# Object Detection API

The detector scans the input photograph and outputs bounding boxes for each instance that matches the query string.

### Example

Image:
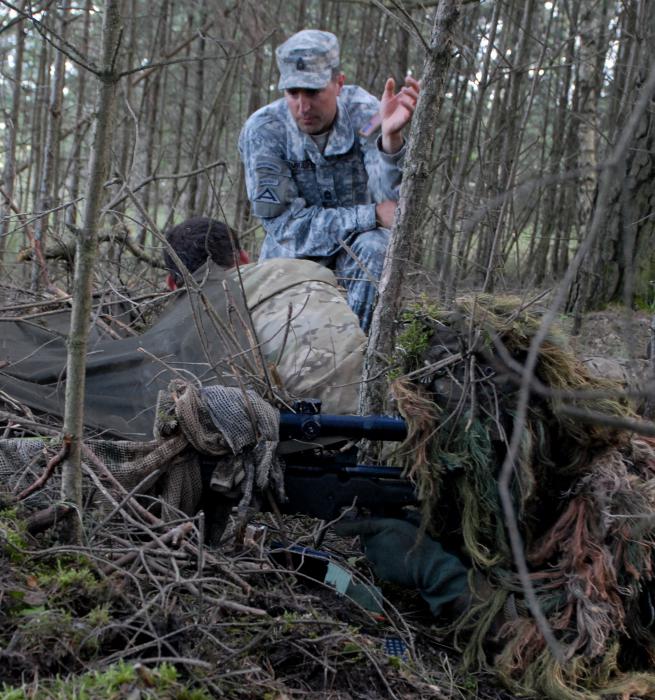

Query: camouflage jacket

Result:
[236,258,365,413]
[238,85,405,260]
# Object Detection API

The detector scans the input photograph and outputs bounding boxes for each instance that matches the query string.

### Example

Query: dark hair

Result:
[163,217,241,286]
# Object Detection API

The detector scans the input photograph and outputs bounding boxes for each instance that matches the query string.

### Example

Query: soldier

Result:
[163,217,367,415]
[239,29,419,332]
[0,218,366,437]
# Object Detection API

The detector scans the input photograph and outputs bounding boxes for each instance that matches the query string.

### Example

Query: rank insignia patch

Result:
[256,187,281,204]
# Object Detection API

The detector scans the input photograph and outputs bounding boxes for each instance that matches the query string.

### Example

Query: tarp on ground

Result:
[0,264,260,440]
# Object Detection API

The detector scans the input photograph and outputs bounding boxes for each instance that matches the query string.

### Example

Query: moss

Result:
[390,300,440,378]
[37,561,98,594]
[0,661,212,700]
[0,507,30,563]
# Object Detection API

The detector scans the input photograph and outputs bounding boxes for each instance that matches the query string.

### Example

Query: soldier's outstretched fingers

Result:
[404,75,421,91]
[400,85,419,102]
[398,89,418,112]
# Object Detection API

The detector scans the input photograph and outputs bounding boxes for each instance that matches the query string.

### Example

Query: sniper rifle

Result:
[277,400,416,520]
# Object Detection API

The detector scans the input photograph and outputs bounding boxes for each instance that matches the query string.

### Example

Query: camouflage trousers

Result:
[334,228,390,333]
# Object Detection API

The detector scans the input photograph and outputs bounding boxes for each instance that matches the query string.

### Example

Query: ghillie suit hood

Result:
[392,295,655,700]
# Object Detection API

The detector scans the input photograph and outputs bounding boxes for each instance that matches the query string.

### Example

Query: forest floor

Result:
[570,305,651,363]
[0,303,652,699]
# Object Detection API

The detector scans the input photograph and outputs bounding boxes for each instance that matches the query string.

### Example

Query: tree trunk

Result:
[567,0,655,318]
[481,0,537,293]
[61,0,123,537]
[574,0,605,244]
[0,4,26,266]
[235,43,264,237]
[66,0,92,228]
[359,0,461,429]
[186,0,207,218]
[445,0,500,298]
[28,39,49,236]
[532,4,575,285]
[167,11,193,226]
[394,22,410,87]
[137,2,168,244]
[31,7,68,289]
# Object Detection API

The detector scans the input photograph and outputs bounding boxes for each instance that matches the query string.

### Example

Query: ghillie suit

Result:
[392,295,655,700]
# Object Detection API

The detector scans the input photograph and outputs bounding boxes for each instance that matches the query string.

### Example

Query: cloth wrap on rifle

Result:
[0,382,283,520]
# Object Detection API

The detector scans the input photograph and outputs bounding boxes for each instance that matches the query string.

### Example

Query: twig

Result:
[17,438,70,501]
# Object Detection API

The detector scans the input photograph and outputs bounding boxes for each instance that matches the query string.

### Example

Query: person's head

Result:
[276,29,344,135]
[163,217,249,290]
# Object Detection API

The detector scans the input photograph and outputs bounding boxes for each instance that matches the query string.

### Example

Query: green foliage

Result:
[390,299,441,378]
[85,604,111,628]
[387,655,402,670]
[0,507,29,563]
[0,662,212,700]
[37,561,98,595]
[340,640,364,663]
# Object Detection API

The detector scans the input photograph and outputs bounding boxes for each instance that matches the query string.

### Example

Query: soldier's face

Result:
[285,74,345,134]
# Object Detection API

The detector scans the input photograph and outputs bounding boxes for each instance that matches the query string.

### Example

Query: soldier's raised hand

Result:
[380,76,420,154]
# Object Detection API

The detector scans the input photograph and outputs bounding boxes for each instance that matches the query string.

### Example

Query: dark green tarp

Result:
[0,266,258,440]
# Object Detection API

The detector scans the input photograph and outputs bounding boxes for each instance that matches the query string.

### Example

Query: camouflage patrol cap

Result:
[276,30,340,90]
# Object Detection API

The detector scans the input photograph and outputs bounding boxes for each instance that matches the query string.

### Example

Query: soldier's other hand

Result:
[375,200,397,228]
[333,517,468,616]
[380,75,420,153]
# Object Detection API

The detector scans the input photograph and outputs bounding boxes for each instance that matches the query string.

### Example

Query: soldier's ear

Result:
[336,73,345,91]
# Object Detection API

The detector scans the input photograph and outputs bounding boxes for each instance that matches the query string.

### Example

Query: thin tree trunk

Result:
[31,6,68,289]
[445,0,500,298]
[61,0,123,536]
[359,0,461,427]
[481,0,537,293]
[0,4,26,266]
[152,0,170,225]
[66,0,92,228]
[296,0,307,31]
[532,6,574,284]
[187,0,207,218]
[395,22,410,87]
[115,0,137,218]
[235,45,264,236]
[167,11,193,228]
[29,39,49,231]
[574,0,604,243]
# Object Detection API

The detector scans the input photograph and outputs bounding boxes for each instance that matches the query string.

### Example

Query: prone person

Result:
[162,221,471,613]
[239,30,419,332]
[0,217,367,437]
[161,216,367,415]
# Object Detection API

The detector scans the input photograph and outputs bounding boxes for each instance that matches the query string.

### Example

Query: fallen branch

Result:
[25,503,73,534]
[17,438,70,501]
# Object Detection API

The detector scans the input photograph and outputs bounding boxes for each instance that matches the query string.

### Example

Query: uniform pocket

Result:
[288,160,321,206]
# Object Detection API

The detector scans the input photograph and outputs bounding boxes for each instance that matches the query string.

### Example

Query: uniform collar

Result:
[283,94,354,161]
[324,96,354,156]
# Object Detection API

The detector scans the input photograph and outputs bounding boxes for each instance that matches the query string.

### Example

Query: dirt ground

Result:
[566,307,653,396]
[570,307,651,360]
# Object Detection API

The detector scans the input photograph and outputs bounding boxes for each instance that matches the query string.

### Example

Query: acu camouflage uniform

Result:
[238,258,365,414]
[238,30,405,332]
